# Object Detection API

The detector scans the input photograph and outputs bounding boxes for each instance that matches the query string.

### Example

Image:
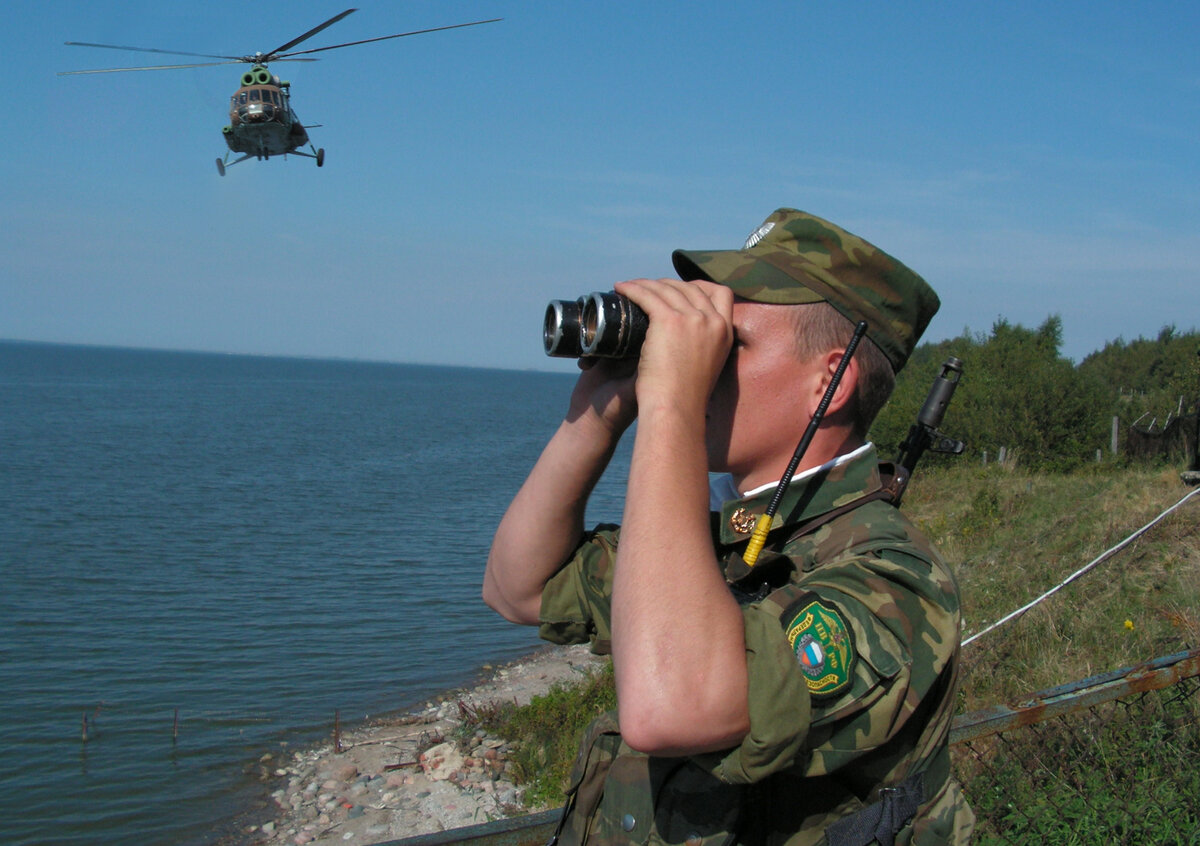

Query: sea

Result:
[0,340,632,846]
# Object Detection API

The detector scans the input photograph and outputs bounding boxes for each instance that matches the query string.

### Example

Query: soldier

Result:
[483,209,974,845]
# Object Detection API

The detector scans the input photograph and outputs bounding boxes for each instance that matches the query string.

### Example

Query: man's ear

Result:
[818,348,860,417]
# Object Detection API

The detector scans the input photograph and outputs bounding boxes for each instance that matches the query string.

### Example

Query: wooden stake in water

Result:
[81,713,89,743]
[172,708,179,743]
[334,709,343,753]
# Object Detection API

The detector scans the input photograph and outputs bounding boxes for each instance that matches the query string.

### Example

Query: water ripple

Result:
[0,344,629,845]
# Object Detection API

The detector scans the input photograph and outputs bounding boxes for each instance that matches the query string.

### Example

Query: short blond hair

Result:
[791,302,895,437]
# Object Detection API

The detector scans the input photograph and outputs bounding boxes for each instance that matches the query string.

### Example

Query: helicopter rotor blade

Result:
[64,41,240,61]
[59,60,244,75]
[61,11,497,76]
[274,18,501,59]
[260,8,358,61]
[58,58,318,76]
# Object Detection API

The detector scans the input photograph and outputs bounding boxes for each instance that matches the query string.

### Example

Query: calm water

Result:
[0,341,630,846]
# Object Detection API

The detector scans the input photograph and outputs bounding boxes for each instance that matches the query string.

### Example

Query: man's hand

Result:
[613,278,734,421]
[565,354,639,440]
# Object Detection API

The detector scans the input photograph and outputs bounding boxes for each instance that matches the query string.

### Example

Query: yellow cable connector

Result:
[742,513,775,569]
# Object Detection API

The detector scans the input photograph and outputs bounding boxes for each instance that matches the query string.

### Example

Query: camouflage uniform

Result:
[528,209,972,844]
[539,445,973,845]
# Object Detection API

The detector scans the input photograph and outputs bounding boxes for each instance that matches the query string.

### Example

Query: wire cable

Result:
[962,484,1200,646]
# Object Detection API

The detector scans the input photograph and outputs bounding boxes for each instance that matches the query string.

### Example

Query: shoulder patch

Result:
[781,593,855,698]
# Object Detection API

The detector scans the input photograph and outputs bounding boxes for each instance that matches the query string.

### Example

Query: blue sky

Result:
[3,1,1197,371]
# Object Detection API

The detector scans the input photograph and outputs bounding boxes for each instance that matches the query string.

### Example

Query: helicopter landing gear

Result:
[292,145,325,167]
[216,153,252,176]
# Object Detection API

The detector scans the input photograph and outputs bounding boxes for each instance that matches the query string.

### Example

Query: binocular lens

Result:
[543,292,648,359]
[544,299,584,358]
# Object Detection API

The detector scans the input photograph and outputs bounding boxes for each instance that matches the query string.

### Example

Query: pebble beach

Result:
[232,644,608,846]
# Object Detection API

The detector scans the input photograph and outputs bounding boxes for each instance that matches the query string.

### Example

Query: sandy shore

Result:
[233,644,608,846]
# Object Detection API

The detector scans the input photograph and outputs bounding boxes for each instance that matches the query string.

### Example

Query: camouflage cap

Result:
[671,208,939,372]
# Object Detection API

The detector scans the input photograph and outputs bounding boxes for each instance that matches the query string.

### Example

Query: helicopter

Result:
[60,9,500,176]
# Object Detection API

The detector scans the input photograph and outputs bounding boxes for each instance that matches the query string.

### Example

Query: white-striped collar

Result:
[708,443,874,511]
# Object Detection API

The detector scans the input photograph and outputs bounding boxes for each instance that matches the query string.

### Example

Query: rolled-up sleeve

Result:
[538,525,619,654]
[709,601,814,783]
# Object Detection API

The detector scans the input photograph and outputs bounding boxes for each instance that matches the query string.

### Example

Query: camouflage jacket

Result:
[538,445,974,845]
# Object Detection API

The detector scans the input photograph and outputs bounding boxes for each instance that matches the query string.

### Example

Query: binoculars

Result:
[544,292,649,358]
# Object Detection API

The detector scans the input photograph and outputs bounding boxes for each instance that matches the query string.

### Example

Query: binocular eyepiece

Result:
[544,292,649,358]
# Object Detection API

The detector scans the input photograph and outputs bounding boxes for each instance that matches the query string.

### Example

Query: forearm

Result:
[612,403,750,755]
[483,413,621,624]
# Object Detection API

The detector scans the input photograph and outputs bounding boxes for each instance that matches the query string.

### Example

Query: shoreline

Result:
[231,644,608,846]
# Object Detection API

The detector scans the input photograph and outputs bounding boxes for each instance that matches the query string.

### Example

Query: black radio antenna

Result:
[741,321,869,567]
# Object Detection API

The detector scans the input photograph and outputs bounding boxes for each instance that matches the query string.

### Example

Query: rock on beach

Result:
[236,644,606,846]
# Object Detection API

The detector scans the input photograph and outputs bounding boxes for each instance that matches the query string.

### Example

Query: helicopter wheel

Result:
[216,158,226,177]
[316,148,325,168]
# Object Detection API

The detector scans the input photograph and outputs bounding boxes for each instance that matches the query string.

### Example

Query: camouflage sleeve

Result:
[706,601,813,784]
[709,542,959,783]
[767,545,959,777]
[537,524,620,654]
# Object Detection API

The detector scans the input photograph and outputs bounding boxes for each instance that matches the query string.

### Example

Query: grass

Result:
[960,682,1200,843]
[902,462,1200,706]
[463,660,616,808]
[458,463,1200,833]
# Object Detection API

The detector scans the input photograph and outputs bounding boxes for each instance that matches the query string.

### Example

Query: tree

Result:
[1079,326,1200,424]
[873,316,1109,470]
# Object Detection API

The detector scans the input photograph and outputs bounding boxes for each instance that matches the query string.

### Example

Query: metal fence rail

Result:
[385,648,1200,846]
[951,647,1200,844]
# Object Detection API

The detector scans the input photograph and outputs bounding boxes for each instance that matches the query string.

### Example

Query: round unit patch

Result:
[782,595,855,698]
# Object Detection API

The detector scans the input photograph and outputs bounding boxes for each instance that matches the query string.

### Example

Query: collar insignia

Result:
[729,507,758,534]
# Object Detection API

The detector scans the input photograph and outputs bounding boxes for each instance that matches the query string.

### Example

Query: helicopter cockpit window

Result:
[249,90,261,102]
[238,92,248,105]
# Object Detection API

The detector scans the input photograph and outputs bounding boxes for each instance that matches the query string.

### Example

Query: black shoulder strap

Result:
[824,771,926,846]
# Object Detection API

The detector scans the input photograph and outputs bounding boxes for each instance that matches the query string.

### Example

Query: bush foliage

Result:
[871,318,1200,471]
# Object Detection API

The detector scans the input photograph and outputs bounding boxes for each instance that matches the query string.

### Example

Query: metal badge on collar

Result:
[728,507,758,534]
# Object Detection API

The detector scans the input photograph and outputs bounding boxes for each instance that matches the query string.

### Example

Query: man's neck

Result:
[731,431,866,494]
[711,442,874,508]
